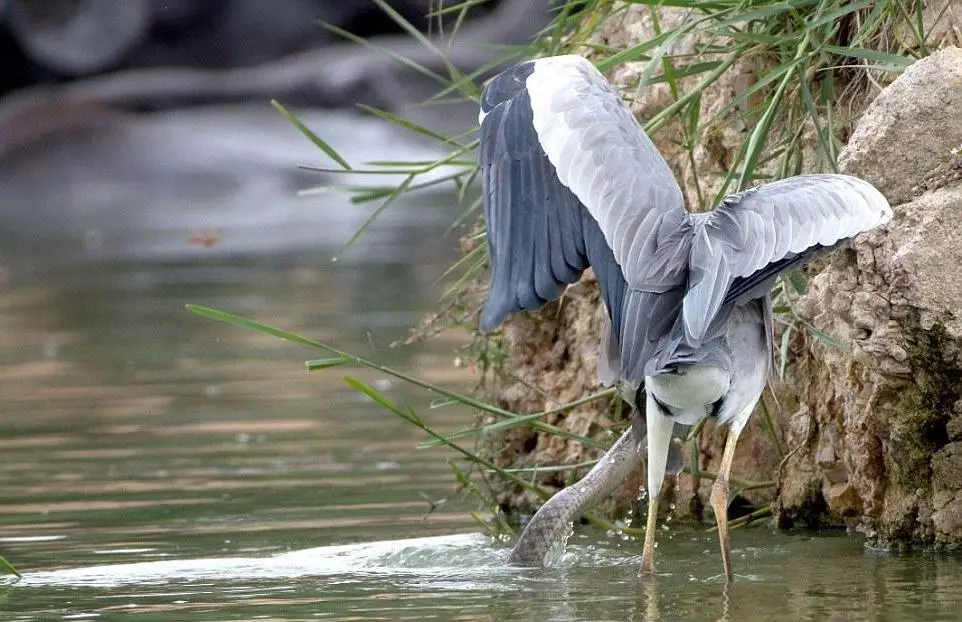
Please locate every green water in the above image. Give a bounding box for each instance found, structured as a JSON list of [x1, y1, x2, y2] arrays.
[[1, 117, 961, 619]]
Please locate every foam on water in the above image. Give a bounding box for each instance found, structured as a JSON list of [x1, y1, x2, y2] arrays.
[[2, 533, 513, 588]]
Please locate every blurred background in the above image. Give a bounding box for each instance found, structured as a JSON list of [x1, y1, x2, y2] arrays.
[[0, 0, 552, 614]]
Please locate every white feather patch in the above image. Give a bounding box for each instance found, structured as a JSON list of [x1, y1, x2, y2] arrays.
[[523, 55, 685, 285]]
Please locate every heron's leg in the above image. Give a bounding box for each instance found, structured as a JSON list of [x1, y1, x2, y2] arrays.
[[709, 417, 748, 582], [640, 392, 673, 575], [640, 496, 660, 574]]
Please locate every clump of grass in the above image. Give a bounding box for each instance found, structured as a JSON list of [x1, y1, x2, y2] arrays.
[[192, 0, 945, 533]]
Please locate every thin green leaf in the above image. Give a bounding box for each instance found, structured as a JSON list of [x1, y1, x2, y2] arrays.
[[357, 104, 466, 148], [306, 357, 351, 370], [272, 100, 352, 170], [736, 52, 799, 190], [299, 167, 425, 175], [821, 45, 914, 67], [796, 65, 837, 173], [340, 377, 553, 500], [319, 21, 449, 85], [338, 174, 415, 255], [369, 0, 465, 84], [804, 0, 873, 29], [0, 554, 21, 578], [186, 304, 330, 349], [343, 376, 406, 417], [418, 387, 617, 448]]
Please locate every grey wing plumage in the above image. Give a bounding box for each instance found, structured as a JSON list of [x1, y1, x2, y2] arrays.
[[478, 55, 691, 381], [683, 174, 892, 343], [479, 59, 589, 331]]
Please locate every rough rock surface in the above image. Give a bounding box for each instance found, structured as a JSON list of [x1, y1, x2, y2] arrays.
[[839, 48, 962, 207], [776, 48, 962, 548]]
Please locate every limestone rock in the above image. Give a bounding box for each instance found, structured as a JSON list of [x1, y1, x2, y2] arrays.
[[838, 47, 962, 206], [777, 49, 962, 549]]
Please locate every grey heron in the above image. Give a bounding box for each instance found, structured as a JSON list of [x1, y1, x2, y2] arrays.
[[477, 54, 892, 579]]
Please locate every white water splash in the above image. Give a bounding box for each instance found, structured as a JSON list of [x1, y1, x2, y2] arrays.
[[3, 533, 513, 588]]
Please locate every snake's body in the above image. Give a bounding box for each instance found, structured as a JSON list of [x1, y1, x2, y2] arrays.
[[509, 413, 690, 565], [509, 419, 646, 565]]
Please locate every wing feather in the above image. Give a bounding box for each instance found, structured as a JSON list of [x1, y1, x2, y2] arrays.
[[479, 55, 692, 382], [683, 174, 892, 342], [523, 55, 689, 291], [479, 60, 586, 330]]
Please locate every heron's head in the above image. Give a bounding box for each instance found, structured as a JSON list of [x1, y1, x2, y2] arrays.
[[646, 365, 731, 410]]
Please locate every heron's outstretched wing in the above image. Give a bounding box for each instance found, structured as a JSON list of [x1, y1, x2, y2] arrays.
[[479, 55, 690, 378], [683, 174, 892, 343], [479, 59, 589, 331]]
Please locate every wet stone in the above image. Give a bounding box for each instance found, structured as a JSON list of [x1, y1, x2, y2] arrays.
[[825, 483, 861, 517]]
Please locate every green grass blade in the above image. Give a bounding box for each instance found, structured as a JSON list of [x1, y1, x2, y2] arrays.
[[0, 554, 21, 578], [357, 104, 467, 149], [299, 167, 427, 175], [418, 387, 616, 448], [343, 376, 408, 418], [307, 357, 351, 370], [820, 45, 914, 68], [272, 100, 352, 170], [804, 0, 873, 29], [736, 55, 798, 190], [796, 65, 837, 173], [186, 305, 331, 349], [337, 174, 415, 255], [370, 0, 465, 83], [342, 376, 554, 501], [319, 21, 449, 85]]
